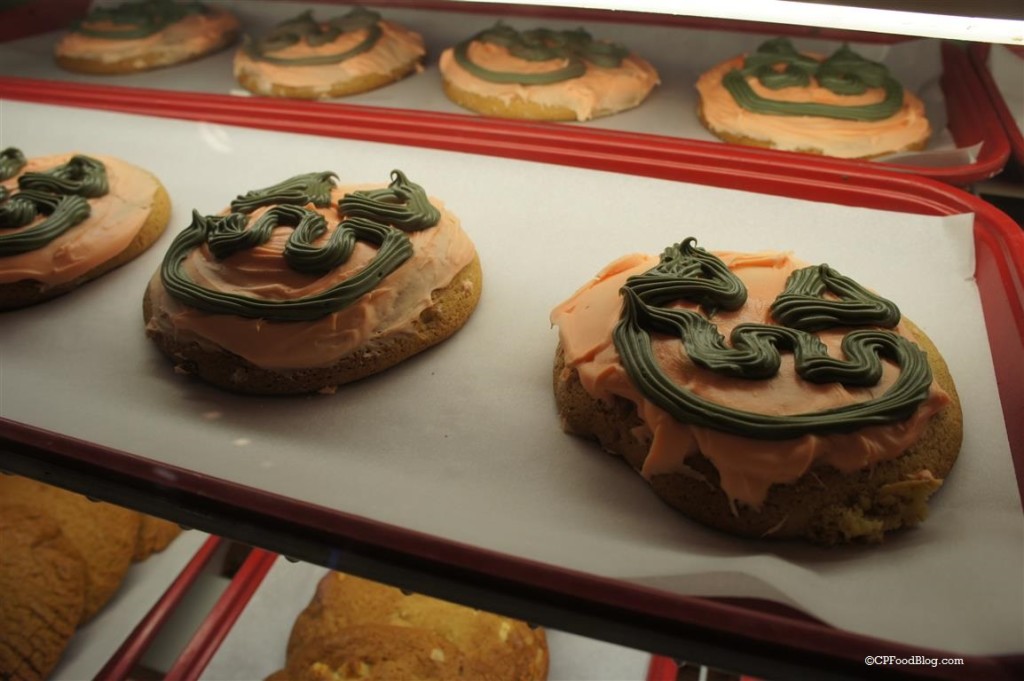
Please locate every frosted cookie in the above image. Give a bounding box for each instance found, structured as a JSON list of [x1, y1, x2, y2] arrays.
[[696, 38, 931, 159], [439, 23, 659, 121], [0, 505, 87, 681], [144, 170, 481, 395], [0, 147, 170, 311], [55, 0, 239, 75], [234, 8, 426, 100], [0, 476, 142, 623], [270, 572, 548, 680], [551, 238, 962, 545]]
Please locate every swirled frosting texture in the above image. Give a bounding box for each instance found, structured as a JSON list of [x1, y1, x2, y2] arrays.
[[233, 10, 424, 95], [551, 244, 950, 509], [0, 153, 160, 288], [439, 25, 658, 121], [145, 176, 476, 371], [56, 2, 238, 65], [697, 41, 930, 158]]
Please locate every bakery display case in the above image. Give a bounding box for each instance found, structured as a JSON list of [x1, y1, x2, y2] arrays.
[[1, 2, 1022, 680]]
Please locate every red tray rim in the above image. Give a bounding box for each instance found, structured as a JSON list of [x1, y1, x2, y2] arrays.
[[0, 95, 1021, 680], [968, 43, 1024, 166], [0, 0, 1011, 184], [95, 535, 225, 681]]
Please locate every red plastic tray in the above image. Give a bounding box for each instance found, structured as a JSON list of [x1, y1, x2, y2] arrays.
[[969, 43, 1024, 168], [0, 0, 1010, 185], [0, 93, 1020, 680], [97, 535, 225, 681]]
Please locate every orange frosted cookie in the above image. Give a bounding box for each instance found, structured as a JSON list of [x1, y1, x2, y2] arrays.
[[696, 38, 931, 159], [234, 8, 426, 100], [144, 169, 481, 395], [551, 238, 961, 545], [55, 0, 239, 75], [439, 24, 659, 121], [1, 147, 170, 310]]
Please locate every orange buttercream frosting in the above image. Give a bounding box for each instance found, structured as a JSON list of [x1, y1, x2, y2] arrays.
[[233, 21, 425, 95], [145, 185, 476, 371], [56, 8, 238, 65], [439, 41, 659, 121], [551, 249, 950, 509], [0, 153, 160, 288], [697, 55, 931, 158]]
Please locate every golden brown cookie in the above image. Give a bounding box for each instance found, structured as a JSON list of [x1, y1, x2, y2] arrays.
[[0, 504, 87, 681], [439, 24, 658, 121], [234, 9, 425, 100], [0, 476, 142, 622], [54, 1, 239, 75], [551, 241, 962, 545], [284, 572, 548, 681], [694, 38, 931, 159], [143, 170, 481, 395], [0, 150, 171, 311], [133, 514, 183, 562]]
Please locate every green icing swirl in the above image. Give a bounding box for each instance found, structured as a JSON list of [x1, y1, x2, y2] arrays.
[[159, 169, 441, 321], [611, 238, 933, 439], [453, 23, 628, 85], [721, 38, 904, 121], [73, 0, 208, 40], [244, 8, 382, 66], [0, 153, 106, 258], [0, 148, 27, 181]]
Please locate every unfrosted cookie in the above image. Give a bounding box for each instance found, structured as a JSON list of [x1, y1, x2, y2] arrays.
[[0, 476, 142, 622], [133, 514, 183, 562], [144, 169, 481, 395], [234, 8, 425, 100], [0, 504, 87, 681], [551, 238, 962, 545], [439, 24, 658, 121], [696, 38, 930, 159], [0, 147, 170, 311], [55, 0, 239, 75], [276, 572, 548, 681]]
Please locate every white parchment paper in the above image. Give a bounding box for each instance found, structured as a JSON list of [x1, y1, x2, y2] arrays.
[[200, 559, 652, 681], [50, 530, 209, 680], [0, 0, 968, 163], [0, 101, 1019, 657]]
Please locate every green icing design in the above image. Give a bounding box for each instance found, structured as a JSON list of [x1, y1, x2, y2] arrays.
[[612, 238, 933, 439], [721, 38, 904, 121], [244, 8, 383, 66], [0, 148, 27, 181], [74, 0, 208, 40], [453, 23, 628, 85], [0, 152, 107, 257], [160, 170, 441, 321]]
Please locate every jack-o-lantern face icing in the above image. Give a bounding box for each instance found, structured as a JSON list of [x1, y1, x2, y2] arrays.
[[144, 169, 480, 393], [551, 239, 954, 518], [696, 38, 931, 159]]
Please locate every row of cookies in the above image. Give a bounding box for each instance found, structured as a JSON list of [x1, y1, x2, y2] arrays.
[[53, 0, 931, 159], [1, 145, 962, 548], [0, 475, 181, 680]]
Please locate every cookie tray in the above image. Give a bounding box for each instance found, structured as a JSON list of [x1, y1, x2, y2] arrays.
[[0, 0, 1010, 185], [165, 550, 654, 681], [969, 44, 1024, 167], [49, 530, 216, 680], [0, 100, 1021, 681]]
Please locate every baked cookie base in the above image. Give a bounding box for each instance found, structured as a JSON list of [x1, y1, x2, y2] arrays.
[[696, 101, 930, 160], [236, 59, 422, 100], [0, 180, 171, 312], [145, 255, 483, 395], [553, 321, 963, 545], [55, 28, 239, 75]]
